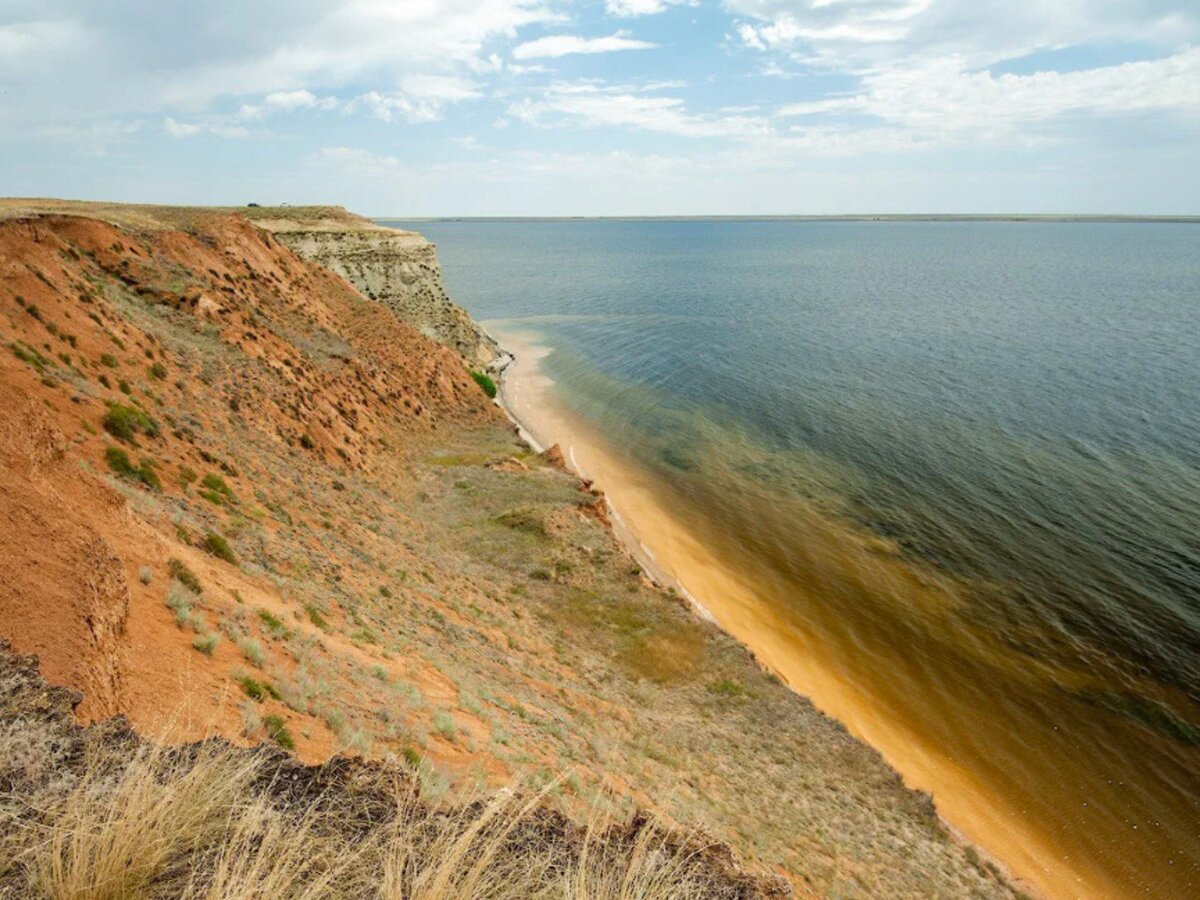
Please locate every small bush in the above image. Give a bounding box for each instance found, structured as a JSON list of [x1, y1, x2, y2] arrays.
[[178, 466, 197, 488], [192, 633, 219, 655], [202, 532, 237, 565], [104, 447, 161, 491], [102, 402, 158, 443], [239, 637, 266, 667], [147, 361, 167, 380], [201, 472, 232, 495], [168, 558, 202, 594], [99, 353, 118, 368], [236, 674, 269, 702], [263, 714, 295, 750], [256, 608, 287, 638], [299, 434, 315, 450], [433, 710, 457, 741], [305, 604, 329, 631], [708, 678, 749, 698], [469, 370, 497, 399], [118, 379, 132, 395], [165, 581, 196, 627]]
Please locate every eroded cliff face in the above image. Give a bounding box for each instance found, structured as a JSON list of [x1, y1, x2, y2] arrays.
[[256, 215, 500, 370]]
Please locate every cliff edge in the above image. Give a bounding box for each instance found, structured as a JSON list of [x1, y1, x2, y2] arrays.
[[244, 207, 502, 369]]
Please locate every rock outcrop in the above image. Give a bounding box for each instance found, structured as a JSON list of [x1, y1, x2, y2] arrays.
[[250, 210, 501, 369]]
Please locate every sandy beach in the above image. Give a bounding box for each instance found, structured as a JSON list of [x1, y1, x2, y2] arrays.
[[489, 323, 1127, 900]]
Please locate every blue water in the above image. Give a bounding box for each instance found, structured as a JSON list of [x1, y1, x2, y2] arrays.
[[382, 218, 1200, 894]]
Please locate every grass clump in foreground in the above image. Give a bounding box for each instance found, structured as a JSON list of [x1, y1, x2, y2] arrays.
[[469, 369, 497, 399], [1, 734, 751, 899]]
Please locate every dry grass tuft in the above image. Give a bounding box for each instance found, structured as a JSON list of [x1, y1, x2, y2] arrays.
[[4, 737, 763, 899]]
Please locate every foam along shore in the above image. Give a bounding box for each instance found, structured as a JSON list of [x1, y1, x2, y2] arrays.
[[486, 323, 1122, 900]]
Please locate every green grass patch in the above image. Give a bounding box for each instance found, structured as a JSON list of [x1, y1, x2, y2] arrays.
[[256, 608, 287, 638], [263, 714, 295, 751], [168, 558, 202, 593], [304, 604, 330, 631], [235, 674, 279, 702], [104, 447, 161, 491], [102, 402, 158, 443], [202, 531, 237, 565], [469, 370, 497, 398]]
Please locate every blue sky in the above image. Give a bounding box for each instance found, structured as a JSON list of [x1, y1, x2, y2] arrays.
[[2, 0, 1198, 215]]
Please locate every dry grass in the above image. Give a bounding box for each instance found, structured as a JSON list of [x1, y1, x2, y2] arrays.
[[3, 738, 747, 899]]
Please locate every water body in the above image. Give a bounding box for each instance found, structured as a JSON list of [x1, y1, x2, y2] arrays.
[[381, 218, 1200, 898]]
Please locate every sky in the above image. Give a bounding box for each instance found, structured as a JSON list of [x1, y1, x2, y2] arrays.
[[1, 0, 1198, 215]]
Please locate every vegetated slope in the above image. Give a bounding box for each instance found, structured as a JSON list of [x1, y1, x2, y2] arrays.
[[0, 206, 1020, 898], [0, 640, 782, 898]]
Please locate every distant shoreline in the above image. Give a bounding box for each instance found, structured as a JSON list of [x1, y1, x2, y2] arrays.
[[379, 213, 1200, 224]]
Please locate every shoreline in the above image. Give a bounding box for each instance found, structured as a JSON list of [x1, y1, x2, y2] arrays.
[[491, 338, 718, 626], [486, 325, 1120, 900]]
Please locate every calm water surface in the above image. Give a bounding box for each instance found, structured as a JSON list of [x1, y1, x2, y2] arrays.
[[382, 219, 1200, 897]]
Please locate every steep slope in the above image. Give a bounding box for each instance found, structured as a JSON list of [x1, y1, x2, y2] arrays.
[[246, 208, 501, 369], [0, 204, 1022, 899]]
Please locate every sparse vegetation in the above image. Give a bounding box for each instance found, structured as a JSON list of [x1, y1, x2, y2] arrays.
[[102, 402, 158, 442], [104, 446, 162, 491], [262, 713, 295, 750], [202, 531, 237, 565], [256, 608, 287, 638], [168, 558, 202, 594], [192, 632, 219, 655]]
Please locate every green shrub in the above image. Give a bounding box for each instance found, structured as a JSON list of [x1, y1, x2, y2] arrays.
[[236, 674, 270, 702], [199, 473, 235, 506], [118, 379, 132, 395], [178, 466, 198, 488], [469, 370, 497, 399], [202, 532, 237, 565], [104, 447, 161, 491], [263, 714, 295, 750], [102, 403, 158, 443], [708, 678, 749, 698], [147, 361, 167, 380], [168, 558, 202, 594], [99, 353, 118, 368], [305, 604, 329, 631], [256, 608, 287, 637], [192, 633, 219, 655]]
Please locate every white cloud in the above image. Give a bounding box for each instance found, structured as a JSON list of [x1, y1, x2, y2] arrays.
[[163, 117, 248, 139], [606, 0, 696, 17], [510, 82, 770, 138], [1, 1, 561, 129], [347, 75, 483, 124], [727, 0, 1200, 68], [777, 48, 1200, 139], [513, 32, 658, 59], [316, 146, 408, 177], [239, 90, 338, 120]]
